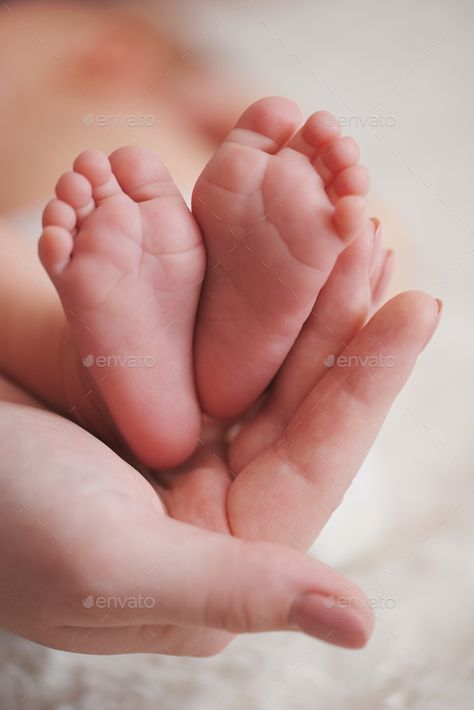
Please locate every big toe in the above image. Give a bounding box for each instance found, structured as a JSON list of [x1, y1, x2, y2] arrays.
[[227, 96, 302, 153], [109, 146, 179, 202]]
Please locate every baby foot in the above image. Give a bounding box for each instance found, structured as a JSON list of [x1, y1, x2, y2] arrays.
[[39, 147, 205, 468], [193, 97, 370, 418]]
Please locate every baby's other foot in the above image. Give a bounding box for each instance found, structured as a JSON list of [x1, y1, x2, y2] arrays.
[[193, 97, 370, 418], [39, 148, 205, 468]]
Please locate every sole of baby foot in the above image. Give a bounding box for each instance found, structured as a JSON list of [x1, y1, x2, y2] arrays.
[[39, 147, 205, 468], [193, 96, 370, 419]]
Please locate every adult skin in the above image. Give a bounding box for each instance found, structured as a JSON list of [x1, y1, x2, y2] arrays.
[[0, 0, 439, 660], [0, 222, 440, 655]]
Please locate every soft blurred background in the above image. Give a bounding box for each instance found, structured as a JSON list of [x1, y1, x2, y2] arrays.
[[1, 0, 473, 707]]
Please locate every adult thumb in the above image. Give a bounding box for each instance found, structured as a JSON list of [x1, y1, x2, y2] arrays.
[[117, 516, 374, 649]]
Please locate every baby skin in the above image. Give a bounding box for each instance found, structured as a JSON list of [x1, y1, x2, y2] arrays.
[[39, 97, 372, 468]]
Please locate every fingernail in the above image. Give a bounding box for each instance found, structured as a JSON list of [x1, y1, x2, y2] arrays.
[[290, 592, 373, 649], [421, 297, 443, 351], [370, 217, 381, 236]]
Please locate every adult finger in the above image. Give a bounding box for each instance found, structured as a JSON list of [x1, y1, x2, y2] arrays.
[[229, 223, 374, 473], [228, 291, 441, 549], [370, 248, 395, 307], [72, 511, 373, 650]]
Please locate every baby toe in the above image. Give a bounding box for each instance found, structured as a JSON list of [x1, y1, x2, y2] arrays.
[[38, 225, 74, 277], [109, 145, 176, 202], [320, 136, 360, 175], [286, 110, 341, 159], [42, 198, 76, 231], [333, 195, 368, 243], [73, 150, 121, 202], [329, 165, 370, 201], [228, 96, 302, 154], [55, 171, 95, 224]]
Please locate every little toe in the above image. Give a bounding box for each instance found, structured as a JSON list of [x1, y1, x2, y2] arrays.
[[73, 149, 122, 202], [55, 171, 95, 224], [42, 198, 76, 231], [226, 96, 302, 154], [38, 225, 74, 276], [333, 195, 368, 243], [109, 145, 179, 202], [285, 110, 341, 159], [328, 164, 370, 202]]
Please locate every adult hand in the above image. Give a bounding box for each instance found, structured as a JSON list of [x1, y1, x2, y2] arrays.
[[0, 221, 440, 656], [0, 388, 371, 656]]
